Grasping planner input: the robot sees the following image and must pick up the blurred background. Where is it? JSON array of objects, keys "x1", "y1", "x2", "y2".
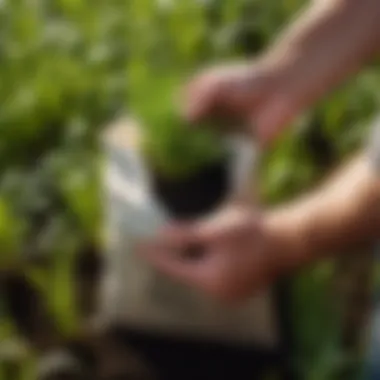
[{"x1": 0, "y1": 0, "x2": 379, "y2": 379}]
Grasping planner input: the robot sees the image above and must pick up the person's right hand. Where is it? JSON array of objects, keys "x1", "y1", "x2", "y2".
[{"x1": 183, "y1": 61, "x2": 302, "y2": 146}]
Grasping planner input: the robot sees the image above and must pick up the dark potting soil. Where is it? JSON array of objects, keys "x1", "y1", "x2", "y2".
[
  {"x1": 150, "y1": 158, "x2": 230, "y2": 221},
  {"x1": 150, "y1": 158, "x2": 230, "y2": 260}
]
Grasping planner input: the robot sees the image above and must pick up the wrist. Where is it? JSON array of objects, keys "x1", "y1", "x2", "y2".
[
  {"x1": 261, "y1": 206, "x2": 315, "y2": 279},
  {"x1": 255, "y1": 50, "x2": 309, "y2": 121}
]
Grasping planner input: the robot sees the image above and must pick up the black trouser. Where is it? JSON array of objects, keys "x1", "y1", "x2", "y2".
[{"x1": 111, "y1": 327, "x2": 290, "y2": 380}]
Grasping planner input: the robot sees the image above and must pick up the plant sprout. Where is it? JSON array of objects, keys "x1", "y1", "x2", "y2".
[{"x1": 126, "y1": 0, "x2": 241, "y2": 179}]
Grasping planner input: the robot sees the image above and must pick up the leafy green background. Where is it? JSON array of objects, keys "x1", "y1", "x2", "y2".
[{"x1": 0, "y1": 0, "x2": 379, "y2": 379}]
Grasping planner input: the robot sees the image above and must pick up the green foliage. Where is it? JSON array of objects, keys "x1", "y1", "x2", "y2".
[
  {"x1": 139, "y1": 95, "x2": 227, "y2": 179},
  {"x1": 125, "y1": 0, "x2": 229, "y2": 179},
  {"x1": 0, "y1": 1, "x2": 379, "y2": 379}
]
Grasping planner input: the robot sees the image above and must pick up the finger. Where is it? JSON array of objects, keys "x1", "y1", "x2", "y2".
[
  {"x1": 158, "y1": 223, "x2": 201, "y2": 247},
  {"x1": 137, "y1": 240, "x2": 212, "y2": 285},
  {"x1": 167, "y1": 206, "x2": 254, "y2": 245},
  {"x1": 138, "y1": 241, "x2": 233, "y2": 300},
  {"x1": 254, "y1": 94, "x2": 298, "y2": 146},
  {"x1": 158, "y1": 216, "x2": 222, "y2": 247},
  {"x1": 223, "y1": 71, "x2": 263, "y2": 113},
  {"x1": 184, "y1": 71, "x2": 225, "y2": 122},
  {"x1": 157, "y1": 206, "x2": 259, "y2": 256},
  {"x1": 155, "y1": 217, "x2": 233, "y2": 268},
  {"x1": 158, "y1": 222, "x2": 219, "y2": 250},
  {"x1": 196, "y1": 205, "x2": 256, "y2": 237}
]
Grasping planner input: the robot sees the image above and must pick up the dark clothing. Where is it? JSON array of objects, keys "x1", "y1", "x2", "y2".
[{"x1": 111, "y1": 326, "x2": 290, "y2": 380}]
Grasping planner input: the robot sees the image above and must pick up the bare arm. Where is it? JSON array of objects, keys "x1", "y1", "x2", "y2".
[
  {"x1": 256, "y1": 0, "x2": 380, "y2": 136},
  {"x1": 265, "y1": 154, "x2": 380, "y2": 274},
  {"x1": 186, "y1": 0, "x2": 380, "y2": 143},
  {"x1": 257, "y1": 0, "x2": 380, "y2": 274},
  {"x1": 144, "y1": 0, "x2": 380, "y2": 300}
]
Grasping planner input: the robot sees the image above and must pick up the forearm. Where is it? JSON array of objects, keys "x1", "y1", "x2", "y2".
[
  {"x1": 261, "y1": 0, "x2": 380, "y2": 111},
  {"x1": 265, "y1": 154, "x2": 380, "y2": 273}
]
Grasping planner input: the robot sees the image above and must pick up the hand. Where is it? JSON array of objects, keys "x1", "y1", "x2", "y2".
[
  {"x1": 137, "y1": 204, "x2": 280, "y2": 303},
  {"x1": 183, "y1": 60, "x2": 300, "y2": 145}
]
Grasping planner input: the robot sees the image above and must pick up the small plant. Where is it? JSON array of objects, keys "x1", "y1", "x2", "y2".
[
  {"x1": 135, "y1": 79, "x2": 228, "y2": 179},
  {"x1": 126, "y1": 0, "x2": 240, "y2": 180}
]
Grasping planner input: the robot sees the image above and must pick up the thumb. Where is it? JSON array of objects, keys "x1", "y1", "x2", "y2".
[
  {"x1": 157, "y1": 218, "x2": 219, "y2": 253},
  {"x1": 161, "y1": 208, "x2": 239, "y2": 247},
  {"x1": 137, "y1": 222, "x2": 215, "y2": 286},
  {"x1": 253, "y1": 93, "x2": 299, "y2": 146},
  {"x1": 146, "y1": 216, "x2": 226, "y2": 264},
  {"x1": 184, "y1": 73, "x2": 224, "y2": 122}
]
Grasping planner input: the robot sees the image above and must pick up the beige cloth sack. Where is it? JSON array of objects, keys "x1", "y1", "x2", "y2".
[{"x1": 98, "y1": 117, "x2": 279, "y2": 348}]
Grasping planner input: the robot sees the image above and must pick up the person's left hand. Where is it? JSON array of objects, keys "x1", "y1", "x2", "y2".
[{"x1": 137, "y1": 204, "x2": 279, "y2": 303}]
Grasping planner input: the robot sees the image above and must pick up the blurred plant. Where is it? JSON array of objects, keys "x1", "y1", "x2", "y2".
[
  {"x1": 126, "y1": 0, "x2": 232, "y2": 179},
  {"x1": 0, "y1": 1, "x2": 379, "y2": 379}
]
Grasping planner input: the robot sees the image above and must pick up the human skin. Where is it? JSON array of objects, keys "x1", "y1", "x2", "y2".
[
  {"x1": 139, "y1": 0, "x2": 380, "y2": 302},
  {"x1": 139, "y1": 154, "x2": 380, "y2": 302},
  {"x1": 184, "y1": 0, "x2": 380, "y2": 145}
]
